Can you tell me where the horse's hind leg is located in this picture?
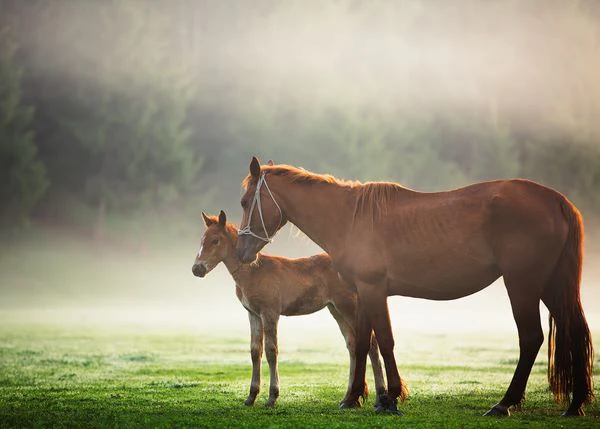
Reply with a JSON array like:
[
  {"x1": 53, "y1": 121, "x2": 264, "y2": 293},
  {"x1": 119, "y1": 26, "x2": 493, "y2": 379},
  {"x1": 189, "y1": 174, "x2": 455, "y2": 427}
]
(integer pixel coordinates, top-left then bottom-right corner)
[
  {"x1": 541, "y1": 293, "x2": 592, "y2": 416},
  {"x1": 261, "y1": 313, "x2": 280, "y2": 407},
  {"x1": 245, "y1": 312, "x2": 263, "y2": 406},
  {"x1": 485, "y1": 279, "x2": 543, "y2": 416}
]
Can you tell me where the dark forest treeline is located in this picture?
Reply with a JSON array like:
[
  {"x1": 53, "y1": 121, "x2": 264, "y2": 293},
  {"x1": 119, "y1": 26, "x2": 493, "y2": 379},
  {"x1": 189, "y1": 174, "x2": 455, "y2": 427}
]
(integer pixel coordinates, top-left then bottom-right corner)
[{"x1": 1, "y1": 0, "x2": 600, "y2": 238}]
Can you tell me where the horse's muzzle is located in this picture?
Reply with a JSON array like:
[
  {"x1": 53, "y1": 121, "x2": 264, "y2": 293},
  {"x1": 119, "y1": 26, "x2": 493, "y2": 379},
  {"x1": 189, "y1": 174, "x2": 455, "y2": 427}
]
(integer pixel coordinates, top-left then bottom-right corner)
[
  {"x1": 192, "y1": 263, "x2": 207, "y2": 278},
  {"x1": 236, "y1": 246, "x2": 258, "y2": 264},
  {"x1": 236, "y1": 236, "x2": 261, "y2": 263}
]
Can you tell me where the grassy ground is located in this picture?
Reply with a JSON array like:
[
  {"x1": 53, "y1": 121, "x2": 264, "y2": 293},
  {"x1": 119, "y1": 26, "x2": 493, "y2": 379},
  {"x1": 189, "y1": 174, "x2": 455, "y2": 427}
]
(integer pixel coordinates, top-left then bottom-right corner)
[
  {"x1": 1, "y1": 228, "x2": 599, "y2": 428},
  {"x1": 0, "y1": 324, "x2": 598, "y2": 429}
]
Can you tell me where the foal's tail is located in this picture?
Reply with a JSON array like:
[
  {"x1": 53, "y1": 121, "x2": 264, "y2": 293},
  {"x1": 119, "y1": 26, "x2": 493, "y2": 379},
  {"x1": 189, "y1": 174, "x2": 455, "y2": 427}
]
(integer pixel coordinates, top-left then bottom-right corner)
[{"x1": 545, "y1": 197, "x2": 594, "y2": 406}]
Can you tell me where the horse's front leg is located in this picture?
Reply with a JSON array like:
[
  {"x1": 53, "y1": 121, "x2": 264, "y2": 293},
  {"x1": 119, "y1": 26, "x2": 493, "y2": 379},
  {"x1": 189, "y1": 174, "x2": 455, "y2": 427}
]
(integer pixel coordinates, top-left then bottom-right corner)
[
  {"x1": 245, "y1": 311, "x2": 263, "y2": 406},
  {"x1": 354, "y1": 281, "x2": 406, "y2": 415},
  {"x1": 262, "y1": 313, "x2": 280, "y2": 407},
  {"x1": 367, "y1": 290, "x2": 407, "y2": 415},
  {"x1": 346, "y1": 293, "x2": 374, "y2": 408}
]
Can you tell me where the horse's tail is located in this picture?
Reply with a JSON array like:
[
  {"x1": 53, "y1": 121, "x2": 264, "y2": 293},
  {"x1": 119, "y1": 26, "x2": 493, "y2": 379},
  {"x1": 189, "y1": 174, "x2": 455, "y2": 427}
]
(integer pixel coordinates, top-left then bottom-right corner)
[{"x1": 545, "y1": 196, "x2": 594, "y2": 405}]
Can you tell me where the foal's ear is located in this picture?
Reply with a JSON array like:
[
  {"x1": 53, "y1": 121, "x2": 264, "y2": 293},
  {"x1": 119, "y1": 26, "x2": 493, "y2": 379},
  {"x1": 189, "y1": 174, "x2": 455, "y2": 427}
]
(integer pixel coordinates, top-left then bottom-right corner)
[
  {"x1": 202, "y1": 211, "x2": 214, "y2": 226},
  {"x1": 218, "y1": 210, "x2": 226, "y2": 227},
  {"x1": 250, "y1": 156, "x2": 261, "y2": 178}
]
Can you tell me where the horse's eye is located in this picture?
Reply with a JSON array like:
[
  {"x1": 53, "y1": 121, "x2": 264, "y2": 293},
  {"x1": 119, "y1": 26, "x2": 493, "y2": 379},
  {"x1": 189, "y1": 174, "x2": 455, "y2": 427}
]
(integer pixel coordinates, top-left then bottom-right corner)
[
  {"x1": 241, "y1": 200, "x2": 248, "y2": 209},
  {"x1": 211, "y1": 238, "x2": 219, "y2": 245}
]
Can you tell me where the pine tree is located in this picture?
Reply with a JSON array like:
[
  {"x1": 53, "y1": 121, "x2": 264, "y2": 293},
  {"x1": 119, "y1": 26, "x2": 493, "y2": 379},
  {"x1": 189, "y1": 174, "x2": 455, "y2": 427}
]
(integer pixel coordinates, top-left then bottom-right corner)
[{"x1": 0, "y1": 28, "x2": 48, "y2": 227}]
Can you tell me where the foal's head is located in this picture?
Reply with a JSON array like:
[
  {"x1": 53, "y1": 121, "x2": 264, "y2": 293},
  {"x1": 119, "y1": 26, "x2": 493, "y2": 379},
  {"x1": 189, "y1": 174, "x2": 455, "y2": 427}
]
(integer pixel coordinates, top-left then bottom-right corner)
[
  {"x1": 192, "y1": 210, "x2": 237, "y2": 278},
  {"x1": 237, "y1": 157, "x2": 287, "y2": 263}
]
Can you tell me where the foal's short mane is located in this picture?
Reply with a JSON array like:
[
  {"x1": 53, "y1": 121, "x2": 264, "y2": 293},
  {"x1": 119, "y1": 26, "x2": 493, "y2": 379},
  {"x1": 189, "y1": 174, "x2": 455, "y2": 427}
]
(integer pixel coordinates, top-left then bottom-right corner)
[
  {"x1": 205, "y1": 214, "x2": 239, "y2": 242},
  {"x1": 241, "y1": 164, "x2": 414, "y2": 225}
]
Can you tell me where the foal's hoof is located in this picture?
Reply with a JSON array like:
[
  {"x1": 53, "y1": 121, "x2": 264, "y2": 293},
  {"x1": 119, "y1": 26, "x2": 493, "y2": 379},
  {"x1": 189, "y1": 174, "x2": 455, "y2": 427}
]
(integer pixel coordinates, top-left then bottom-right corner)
[
  {"x1": 265, "y1": 400, "x2": 277, "y2": 408},
  {"x1": 561, "y1": 408, "x2": 584, "y2": 417},
  {"x1": 483, "y1": 405, "x2": 510, "y2": 417},
  {"x1": 339, "y1": 398, "x2": 362, "y2": 409},
  {"x1": 244, "y1": 397, "x2": 256, "y2": 406},
  {"x1": 374, "y1": 397, "x2": 403, "y2": 416}
]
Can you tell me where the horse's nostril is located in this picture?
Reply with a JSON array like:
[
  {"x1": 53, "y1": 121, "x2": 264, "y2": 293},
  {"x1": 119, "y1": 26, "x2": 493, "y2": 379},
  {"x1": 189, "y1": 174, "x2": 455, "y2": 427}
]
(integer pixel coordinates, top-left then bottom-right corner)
[{"x1": 192, "y1": 263, "x2": 207, "y2": 278}]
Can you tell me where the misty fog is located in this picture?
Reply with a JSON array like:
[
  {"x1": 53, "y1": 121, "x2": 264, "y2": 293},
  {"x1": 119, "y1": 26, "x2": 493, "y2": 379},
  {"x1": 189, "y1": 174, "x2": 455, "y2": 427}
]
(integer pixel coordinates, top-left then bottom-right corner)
[{"x1": 1, "y1": 0, "x2": 600, "y2": 349}]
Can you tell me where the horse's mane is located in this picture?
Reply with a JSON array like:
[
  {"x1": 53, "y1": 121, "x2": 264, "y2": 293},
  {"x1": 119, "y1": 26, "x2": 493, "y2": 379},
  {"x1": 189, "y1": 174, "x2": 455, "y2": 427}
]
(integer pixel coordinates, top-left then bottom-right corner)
[
  {"x1": 353, "y1": 182, "x2": 412, "y2": 224},
  {"x1": 241, "y1": 164, "x2": 414, "y2": 226},
  {"x1": 242, "y1": 164, "x2": 358, "y2": 190}
]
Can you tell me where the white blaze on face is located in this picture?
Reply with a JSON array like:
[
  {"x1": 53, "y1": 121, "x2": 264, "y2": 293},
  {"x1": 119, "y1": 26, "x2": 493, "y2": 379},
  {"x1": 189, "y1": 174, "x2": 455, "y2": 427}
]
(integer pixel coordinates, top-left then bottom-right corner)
[{"x1": 197, "y1": 236, "x2": 206, "y2": 259}]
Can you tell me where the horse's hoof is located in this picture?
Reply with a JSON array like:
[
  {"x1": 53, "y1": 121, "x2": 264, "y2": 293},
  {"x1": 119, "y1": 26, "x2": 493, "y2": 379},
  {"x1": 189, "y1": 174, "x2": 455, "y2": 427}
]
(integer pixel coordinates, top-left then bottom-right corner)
[
  {"x1": 339, "y1": 398, "x2": 362, "y2": 409},
  {"x1": 243, "y1": 398, "x2": 255, "y2": 406},
  {"x1": 561, "y1": 408, "x2": 584, "y2": 417},
  {"x1": 375, "y1": 402, "x2": 403, "y2": 415},
  {"x1": 374, "y1": 392, "x2": 387, "y2": 408},
  {"x1": 483, "y1": 405, "x2": 510, "y2": 417}
]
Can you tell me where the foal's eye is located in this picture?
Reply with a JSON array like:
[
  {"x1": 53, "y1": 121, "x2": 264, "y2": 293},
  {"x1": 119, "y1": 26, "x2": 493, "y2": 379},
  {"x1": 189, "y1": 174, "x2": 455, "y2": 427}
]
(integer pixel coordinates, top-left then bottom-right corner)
[
  {"x1": 211, "y1": 238, "x2": 219, "y2": 245},
  {"x1": 241, "y1": 200, "x2": 248, "y2": 209}
]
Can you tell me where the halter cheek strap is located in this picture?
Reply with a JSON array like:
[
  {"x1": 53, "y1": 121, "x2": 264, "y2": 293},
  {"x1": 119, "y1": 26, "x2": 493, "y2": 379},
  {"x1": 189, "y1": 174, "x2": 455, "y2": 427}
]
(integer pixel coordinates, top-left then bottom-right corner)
[{"x1": 238, "y1": 173, "x2": 283, "y2": 242}]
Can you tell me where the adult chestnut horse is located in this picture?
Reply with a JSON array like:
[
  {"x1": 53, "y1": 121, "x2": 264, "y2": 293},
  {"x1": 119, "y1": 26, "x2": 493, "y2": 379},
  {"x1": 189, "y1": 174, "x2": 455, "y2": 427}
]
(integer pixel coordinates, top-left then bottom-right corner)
[{"x1": 235, "y1": 157, "x2": 594, "y2": 416}]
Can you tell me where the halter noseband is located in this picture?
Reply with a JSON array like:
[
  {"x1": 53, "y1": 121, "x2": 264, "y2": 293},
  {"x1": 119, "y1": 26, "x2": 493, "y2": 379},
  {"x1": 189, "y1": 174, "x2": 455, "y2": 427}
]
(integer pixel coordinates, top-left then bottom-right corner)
[{"x1": 238, "y1": 173, "x2": 283, "y2": 242}]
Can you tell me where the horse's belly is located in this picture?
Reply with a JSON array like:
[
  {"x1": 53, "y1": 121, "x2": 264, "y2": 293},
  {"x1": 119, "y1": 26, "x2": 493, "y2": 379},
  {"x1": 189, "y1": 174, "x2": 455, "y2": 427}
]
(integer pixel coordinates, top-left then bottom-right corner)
[{"x1": 387, "y1": 250, "x2": 501, "y2": 300}]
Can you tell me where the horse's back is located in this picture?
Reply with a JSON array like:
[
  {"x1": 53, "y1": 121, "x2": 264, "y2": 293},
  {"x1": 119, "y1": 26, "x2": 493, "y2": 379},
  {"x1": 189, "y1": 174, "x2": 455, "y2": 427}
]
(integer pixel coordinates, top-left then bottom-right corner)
[{"x1": 352, "y1": 179, "x2": 572, "y2": 300}]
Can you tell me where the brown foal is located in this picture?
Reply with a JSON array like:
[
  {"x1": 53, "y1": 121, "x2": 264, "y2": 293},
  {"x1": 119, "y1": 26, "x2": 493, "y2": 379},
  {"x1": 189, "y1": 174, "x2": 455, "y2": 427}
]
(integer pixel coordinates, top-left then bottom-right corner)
[
  {"x1": 192, "y1": 210, "x2": 386, "y2": 407},
  {"x1": 235, "y1": 157, "x2": 594, "y2": 417}
]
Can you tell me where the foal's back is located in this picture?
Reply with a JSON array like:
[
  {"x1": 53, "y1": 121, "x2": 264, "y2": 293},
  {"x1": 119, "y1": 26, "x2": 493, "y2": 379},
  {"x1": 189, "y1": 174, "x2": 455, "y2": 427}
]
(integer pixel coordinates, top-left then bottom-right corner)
[{"x1": 242, "y1": 253, "x2": 354, "y2": 317}]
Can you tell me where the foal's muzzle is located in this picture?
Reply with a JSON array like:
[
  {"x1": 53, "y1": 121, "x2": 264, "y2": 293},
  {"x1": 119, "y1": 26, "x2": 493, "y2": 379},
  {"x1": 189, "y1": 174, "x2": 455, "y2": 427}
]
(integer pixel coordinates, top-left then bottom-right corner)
[{"x1": 192, "y1": 263, "x2": 207, "y2": 278}]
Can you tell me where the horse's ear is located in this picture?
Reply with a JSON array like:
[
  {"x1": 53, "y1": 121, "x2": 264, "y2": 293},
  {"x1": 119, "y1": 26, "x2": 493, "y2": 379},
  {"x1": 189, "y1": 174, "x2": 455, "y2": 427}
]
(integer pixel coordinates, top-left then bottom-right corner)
[
  {"x1": 250, "y1": 156, "x2": 261, "y2": 178},
  {"x1": 267, "y1": 159, "x2": 274, "y2": 166},
  {"x1": 202, "y1": 211, "x2": 214, "y2": 226},
  {"x1": 218, "y1": 210, "x2": 226, "y2": 227}
]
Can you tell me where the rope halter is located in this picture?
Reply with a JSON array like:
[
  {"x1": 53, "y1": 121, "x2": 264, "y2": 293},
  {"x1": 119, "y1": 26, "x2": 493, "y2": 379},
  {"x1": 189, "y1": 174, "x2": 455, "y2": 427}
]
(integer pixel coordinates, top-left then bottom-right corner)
[{"x1": 238, "y1": 173, "x2": 283, "y2": 243}]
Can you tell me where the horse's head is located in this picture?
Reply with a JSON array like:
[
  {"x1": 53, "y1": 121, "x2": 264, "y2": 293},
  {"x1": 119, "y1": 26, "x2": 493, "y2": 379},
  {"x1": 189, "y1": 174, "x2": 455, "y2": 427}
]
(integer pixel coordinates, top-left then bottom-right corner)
[
  {"x1": 192, "y1": 210, "x2": 233, "y2": 278},
  {"x1": 236, "y1": 157, "x2": 286, "y2": 263}
]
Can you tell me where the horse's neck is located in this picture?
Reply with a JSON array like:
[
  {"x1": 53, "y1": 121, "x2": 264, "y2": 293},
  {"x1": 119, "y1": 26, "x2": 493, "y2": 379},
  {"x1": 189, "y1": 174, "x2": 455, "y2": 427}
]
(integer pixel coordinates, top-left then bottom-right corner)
[{"x1": 277, "y1": 180, "x2": 354, "y2": 254}]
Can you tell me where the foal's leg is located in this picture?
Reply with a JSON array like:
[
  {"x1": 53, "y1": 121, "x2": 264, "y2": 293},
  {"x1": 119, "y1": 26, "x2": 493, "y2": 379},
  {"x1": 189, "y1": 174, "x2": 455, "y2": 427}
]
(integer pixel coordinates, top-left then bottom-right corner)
[
  {"x1": 368, "y1": 334, "x2": 388, "y2": 407},
  {"x1": 261, "y1": 313, "x2": 280, "y2": 407},
  {"x1": 327, "y1": 303, "x2": 364, "y2": 407},
  {"x1": 245, "y1": 311, "x2": 264, "y2": 406},
  {"x1": 484, "y1": 279, "x2": 543, "y2": 416}
]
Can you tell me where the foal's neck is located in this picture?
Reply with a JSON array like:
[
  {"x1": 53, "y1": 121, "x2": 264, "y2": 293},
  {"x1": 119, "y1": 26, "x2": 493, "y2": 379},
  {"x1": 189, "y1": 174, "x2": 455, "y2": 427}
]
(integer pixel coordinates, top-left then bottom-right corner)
[{"x1": 222, "y1": 244, "x2": 246, "y2": 282}]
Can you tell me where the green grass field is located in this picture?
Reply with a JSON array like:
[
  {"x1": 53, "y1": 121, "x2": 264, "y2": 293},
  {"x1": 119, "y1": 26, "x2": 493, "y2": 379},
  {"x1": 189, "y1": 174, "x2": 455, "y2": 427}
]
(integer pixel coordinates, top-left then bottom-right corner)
[
  {"x1": 1, "y1": 229, "x2": 599, "y2": 427},
  {"x1": 0, "y1": 323, "x2": 598, "y2": 429}
]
